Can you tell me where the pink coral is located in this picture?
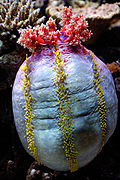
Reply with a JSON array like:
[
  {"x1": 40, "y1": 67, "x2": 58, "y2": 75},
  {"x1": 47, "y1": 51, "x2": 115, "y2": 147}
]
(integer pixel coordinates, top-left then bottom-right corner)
[
  {"x1": 17, "y1": 7, "x2": 91, "y2": 51},
  {"x1": 18, "y1": 17, "x2": 61, "y2": 51},
  {"x1": 17, "y1": 28, "x2": 44, "y2": 52},
  {"x1": 60, "y1": 7, "x2": 73, "y2": 26},
  {"x1": 60, "y1": 7, "x2": 92, "y2": 45}
]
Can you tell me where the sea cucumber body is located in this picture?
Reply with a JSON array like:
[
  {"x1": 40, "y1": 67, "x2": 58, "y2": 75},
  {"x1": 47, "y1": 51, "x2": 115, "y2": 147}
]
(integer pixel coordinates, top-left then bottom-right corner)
[{"x1": 12, "y1": 44, "x2": 118, "y2": 171}]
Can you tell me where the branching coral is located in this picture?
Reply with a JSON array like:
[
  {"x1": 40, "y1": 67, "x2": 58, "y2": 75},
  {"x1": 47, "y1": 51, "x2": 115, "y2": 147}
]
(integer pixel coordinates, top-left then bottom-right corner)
[
  {"x1": 0, "y1": 0, "x2": 45, "y2": 39},
  {"x1": 18, "y1": 17, "x2": 61, "y2": 51},
  {"x1": 60, "y1": 7, "x2": 92, "y2": 45},
  {"x1": 46, "y1": 2, "x2": 120, "y2": 44},
  {"x1": 17, "y1": 7, "x2": 91, "y2": 51}
]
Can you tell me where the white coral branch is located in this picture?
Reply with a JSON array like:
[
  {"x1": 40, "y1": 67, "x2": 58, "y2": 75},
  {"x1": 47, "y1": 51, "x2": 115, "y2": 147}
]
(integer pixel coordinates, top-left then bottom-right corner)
[{"x1": 0, "y1": 0, "x2": 44, "y2": 34}]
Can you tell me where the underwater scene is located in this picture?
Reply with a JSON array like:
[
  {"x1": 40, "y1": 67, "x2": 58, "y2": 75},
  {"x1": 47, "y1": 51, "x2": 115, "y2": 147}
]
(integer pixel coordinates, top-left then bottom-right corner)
[{"x1": 0, "y1": 0, "x2": 120, "y2": 179}]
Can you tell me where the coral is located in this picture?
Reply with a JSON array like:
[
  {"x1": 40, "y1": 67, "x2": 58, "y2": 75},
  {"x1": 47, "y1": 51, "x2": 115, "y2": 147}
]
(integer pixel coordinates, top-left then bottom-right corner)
[
  {"x1": 0, "y1": 0, "x2": 45, "y2": 40},
  {"x1": 47, "y1": 0, "x2": 86, "y2": 9},
  {"x1": 18, "y1": 17, "x2": 61, "y2": 51},
  {"x1": 0, "y1": 45, "x2": 29, "y2": 90},
  {"x1": 35, "y1": 0, "x2": 48, "y2": 8},
  {"x1": 46, "y1": 2, "x2": 120, "y2": 44},
  {"x1": 18, "y1": 7, "x2": 91, "y2": 51},
  {"x1": 0, "y1": 46, "x2": 28, "y2": 66},
  {"x1": 107, "y1": 62, "x2": 120, "y2": 74},
  {"x1": 60, "y1": 7, "x2": 92, "y2": 45}
]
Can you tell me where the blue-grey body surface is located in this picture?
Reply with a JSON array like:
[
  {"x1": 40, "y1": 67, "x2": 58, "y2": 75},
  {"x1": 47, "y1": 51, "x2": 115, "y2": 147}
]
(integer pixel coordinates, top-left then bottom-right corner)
[{"x1": 12, "y1": 45, "x2": 118, "y2": 171}]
